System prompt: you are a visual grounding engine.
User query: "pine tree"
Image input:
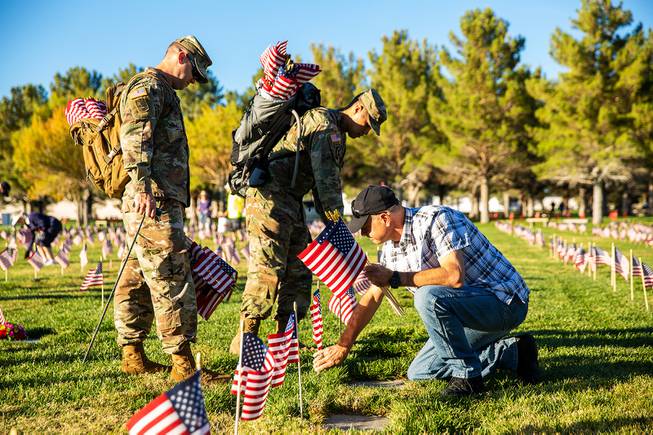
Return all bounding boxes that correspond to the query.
[432,8,535,223]
[529,0,645,224]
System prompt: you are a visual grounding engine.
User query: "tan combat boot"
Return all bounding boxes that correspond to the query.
[121,343,169,374]
[229,317,261,355]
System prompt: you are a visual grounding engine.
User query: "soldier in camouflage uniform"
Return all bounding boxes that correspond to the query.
[230,89,387,353]
[115,35,217,382]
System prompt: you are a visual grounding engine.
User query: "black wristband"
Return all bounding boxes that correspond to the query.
[389,271,401,289]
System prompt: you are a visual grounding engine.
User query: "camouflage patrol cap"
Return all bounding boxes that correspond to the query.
[358,88,387,135]
[174,35,212,84]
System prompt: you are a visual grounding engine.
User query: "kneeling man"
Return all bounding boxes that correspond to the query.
[313,185,539,397]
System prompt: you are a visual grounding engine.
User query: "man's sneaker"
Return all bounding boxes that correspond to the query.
[440,376,484,398]
[43,259,55,266]
[516,334,540,384]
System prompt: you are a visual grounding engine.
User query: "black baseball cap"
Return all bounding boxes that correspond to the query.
[348,185,399,233]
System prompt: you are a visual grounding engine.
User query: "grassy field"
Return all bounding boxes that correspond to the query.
[1,223,652,433]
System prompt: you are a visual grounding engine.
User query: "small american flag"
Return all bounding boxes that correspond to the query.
[230,333,275,421]
[80,262,103,291]
[352,270,372,296]
[310,290,324,350]
[0,249,15,271]
[79,243,88,270]
[298,219,367,299]
[27,251,44,271]
[190,242,237,320]
[574,247,587,272]
[328,287,358,326]
[101,238,113,260]
[0,307,5,323]
[126,371,210,435]
[592,246,612,267]
[614,247,630,280]
[266,313,299,388]
[641,261,653,288]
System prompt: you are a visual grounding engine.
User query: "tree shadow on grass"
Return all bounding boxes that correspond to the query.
[521,416,653,432]
[531,327,653,348]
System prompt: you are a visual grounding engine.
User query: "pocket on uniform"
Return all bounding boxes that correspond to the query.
[154,253,186,280]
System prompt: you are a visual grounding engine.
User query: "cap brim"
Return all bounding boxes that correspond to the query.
[369,116,380,135]
[347,215,370,234]
[192,58,209,84]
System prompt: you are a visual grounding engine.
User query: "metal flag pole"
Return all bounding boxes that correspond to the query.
[82,215,145,363]
[234,318,245,435]
[293,301,303,419]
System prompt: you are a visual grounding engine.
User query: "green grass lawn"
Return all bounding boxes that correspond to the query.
[1,224,652,433]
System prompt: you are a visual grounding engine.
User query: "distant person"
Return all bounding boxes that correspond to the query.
[0,181,10,197]
[13,212,62,265]
[196,190,211,234]
[226,190,245,230]
[313,185,539,397]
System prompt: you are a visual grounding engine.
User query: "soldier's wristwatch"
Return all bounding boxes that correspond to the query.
[389,271,401,289]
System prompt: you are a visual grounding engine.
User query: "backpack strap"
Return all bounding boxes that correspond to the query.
[290,109,302,189]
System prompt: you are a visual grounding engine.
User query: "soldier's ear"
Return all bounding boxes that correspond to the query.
[177,51,187,65]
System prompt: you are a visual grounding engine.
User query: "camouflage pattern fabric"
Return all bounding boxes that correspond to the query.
[119,68,191,206]
[240,107,347,322]
[115,68,195,355]
[115,198,197,354]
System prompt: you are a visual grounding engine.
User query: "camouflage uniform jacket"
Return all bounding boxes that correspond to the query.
[119,68,190,206]
[266,107,346,213]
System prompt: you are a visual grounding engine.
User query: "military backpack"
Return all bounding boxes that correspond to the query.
[228,83,321,197]
[68,71,152,199]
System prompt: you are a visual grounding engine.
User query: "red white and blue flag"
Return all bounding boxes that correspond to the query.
[266,313,299,388]
[298,219,367,299]
[310,290,324,350]
[328,287,358,326]
[231,333,276,421]
[614,247,630,280]
[190,242,237,320]
[80,262,103,291]
[126,371,210,435]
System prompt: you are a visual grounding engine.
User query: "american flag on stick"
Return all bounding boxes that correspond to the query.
[614,247,630,280]
[574,247,587,272]
[592,246,612,267]
[266,313,300,388]
[190,241,237,320]
[309,290,324,350]
[328,287,358,326]
[80,262,103,291]
[352,271,372,296]
[298,219,367,299]
[26,251,44,271]
[126,371,210,435]
[0,249,16,271]
[231,333,275,421]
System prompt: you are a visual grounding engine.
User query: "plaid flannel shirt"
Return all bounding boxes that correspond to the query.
[380,206,529,304]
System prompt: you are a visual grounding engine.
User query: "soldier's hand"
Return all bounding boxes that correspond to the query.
[313,344,349,373]
[325,209,341,222]
[135,192,156,218]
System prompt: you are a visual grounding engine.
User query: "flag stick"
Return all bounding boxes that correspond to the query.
[293,301,303,419]
[195,352,201,371]
[587,242,592,277]
[611,242,616,292]
[234,318,245,435]
[82,215,145,363]
[4,269,7,282]
[34,268,37,280]
[629,249,634,302]
[379,286,404,316]
[639,258,650,312]
[338,297,342,337]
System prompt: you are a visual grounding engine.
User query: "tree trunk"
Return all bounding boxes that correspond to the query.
[470,188,479,220]
[592,180,603,225]
[502,192,510,219]
[621,191,630,217]
[648,181,653,216]
[578,187,587,218]
[480,176,489,223]
[526,197,534,217]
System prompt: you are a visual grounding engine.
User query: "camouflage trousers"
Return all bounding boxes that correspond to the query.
[241,187,313,322]
[114,196,197,355]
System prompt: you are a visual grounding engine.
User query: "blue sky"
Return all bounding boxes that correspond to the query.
[1,0,651,98]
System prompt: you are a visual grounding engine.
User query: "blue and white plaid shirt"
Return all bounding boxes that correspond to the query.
[380,206,529,304]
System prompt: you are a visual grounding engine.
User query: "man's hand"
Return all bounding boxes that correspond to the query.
[325,209,341,222]
[364,263,393,287]
[135,192,156,218]
[313,344,350,373]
